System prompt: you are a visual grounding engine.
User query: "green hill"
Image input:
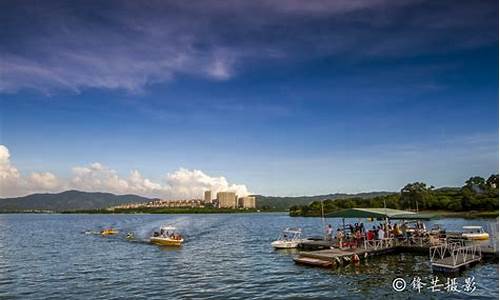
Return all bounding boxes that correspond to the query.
[0,190,151,212]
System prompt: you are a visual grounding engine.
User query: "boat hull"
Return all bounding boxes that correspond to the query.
[271,240,301,249]
[101,230,118,236]
[462,233,489,240]
[150,237,183,246]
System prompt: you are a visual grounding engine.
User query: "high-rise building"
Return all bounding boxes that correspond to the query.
[217,191,237,208]
[204,190,213,203]
[238,196,256,209]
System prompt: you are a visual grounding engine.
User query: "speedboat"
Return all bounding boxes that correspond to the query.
[271,227,304,249]
[150,225,184,246]
[101,228,118,235]
[462,226,489,240]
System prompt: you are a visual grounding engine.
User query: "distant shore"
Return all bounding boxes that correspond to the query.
[425,210,498,219]
[58,207,286,214]
[66,207,262,214]
[0,208,267,214]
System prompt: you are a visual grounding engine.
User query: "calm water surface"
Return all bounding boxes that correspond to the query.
[0,213,497,299]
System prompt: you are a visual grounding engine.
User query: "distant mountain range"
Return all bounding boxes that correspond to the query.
[0,190,151,212]
[0,190,395,212]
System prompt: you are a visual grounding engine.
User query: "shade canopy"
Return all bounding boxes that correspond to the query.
[325,208,431,220]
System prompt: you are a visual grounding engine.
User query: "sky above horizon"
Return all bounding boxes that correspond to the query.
[0,0,498,198]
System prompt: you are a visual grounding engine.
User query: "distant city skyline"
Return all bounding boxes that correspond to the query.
[0,0,498,198]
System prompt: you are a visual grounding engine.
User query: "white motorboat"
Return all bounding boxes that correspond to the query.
[150,225,184,246]
[462,226,489,240]
[271,227,304,249]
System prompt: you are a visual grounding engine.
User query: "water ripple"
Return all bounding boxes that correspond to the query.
[0,213,497,299]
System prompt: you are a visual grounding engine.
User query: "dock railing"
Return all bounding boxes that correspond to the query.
[429,239,481,267]
[364,238,394,250]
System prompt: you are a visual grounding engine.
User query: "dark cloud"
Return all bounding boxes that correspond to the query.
[0,0,497,93]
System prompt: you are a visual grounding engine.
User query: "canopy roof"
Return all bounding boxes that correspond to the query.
[325,208,431,219]
[463,226,483,229]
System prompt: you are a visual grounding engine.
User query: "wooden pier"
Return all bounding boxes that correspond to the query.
[293,237,496,272]
[294,239,397,267]
[291,208,498,271]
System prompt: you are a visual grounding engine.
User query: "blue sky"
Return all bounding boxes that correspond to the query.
[0,0,498,197]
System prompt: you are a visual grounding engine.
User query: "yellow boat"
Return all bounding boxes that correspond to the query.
[462,226,489,240]
[101,228,119,236]
[150,225,184,247]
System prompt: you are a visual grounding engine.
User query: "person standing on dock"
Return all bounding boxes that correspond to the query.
[336,229,344,248]
[378,226,385,240]
[401,222,408,239]
[325,224,333,241]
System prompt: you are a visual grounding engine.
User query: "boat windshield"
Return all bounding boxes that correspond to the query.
[463,226,483,233]
[280,228,301,240]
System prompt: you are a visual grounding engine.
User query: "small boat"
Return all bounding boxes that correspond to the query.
[293,256,332,268]
[101,228,118,235]
[462,226,489,240]
[271,227,304,249]
[150,225,184,246]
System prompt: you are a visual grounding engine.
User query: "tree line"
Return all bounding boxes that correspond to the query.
[289,174,499,217]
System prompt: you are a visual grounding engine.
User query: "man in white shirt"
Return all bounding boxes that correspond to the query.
[378,227,385,240]
[325,224,333,240]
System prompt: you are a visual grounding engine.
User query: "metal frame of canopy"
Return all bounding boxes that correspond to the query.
[326,208,418,219]
[325,208,433,235]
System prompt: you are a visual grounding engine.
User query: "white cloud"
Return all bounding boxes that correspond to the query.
[165,168,249,199]
[0,145,250,199]
[0,145,62,197]
[70,163,249,199]
[0,145,21,197]
[28,172,60,190]
[0,145,20,180]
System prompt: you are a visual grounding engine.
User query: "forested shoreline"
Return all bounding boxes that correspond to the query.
[290,175,499,217]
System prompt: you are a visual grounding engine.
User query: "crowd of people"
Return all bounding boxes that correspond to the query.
[324,220,428,248]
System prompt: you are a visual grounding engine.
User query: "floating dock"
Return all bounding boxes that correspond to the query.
[294,239,397,267]
[293,237,497,272]
[429,241,483,272]
[291,208,498,272]
[431,254,481,272]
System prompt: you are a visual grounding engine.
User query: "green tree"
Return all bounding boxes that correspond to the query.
[486,174,499,189]
[461,187,480,210]
[400,182,433,210]
[465,176,486,187]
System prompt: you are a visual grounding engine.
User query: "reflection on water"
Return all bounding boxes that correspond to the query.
[0,213,497,299]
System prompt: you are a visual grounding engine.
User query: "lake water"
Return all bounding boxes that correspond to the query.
[0,213,498,299]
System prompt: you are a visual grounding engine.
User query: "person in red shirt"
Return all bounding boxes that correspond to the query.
[367,230,374,241]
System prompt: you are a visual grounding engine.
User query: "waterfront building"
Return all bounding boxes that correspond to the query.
[238,196,256,209]
[217,191,237,208]
[111,199,205,210]
[204,190,213,203]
